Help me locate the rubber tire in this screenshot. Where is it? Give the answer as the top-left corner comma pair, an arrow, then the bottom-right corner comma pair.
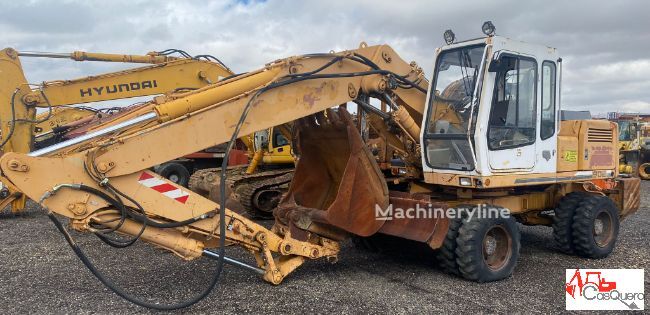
638,163 -> 650,180
455,213 -> 520,283
435,218 -> 463,276
158,162 -> 191,187
552,192 -> 588,254
571,195 -> 620,258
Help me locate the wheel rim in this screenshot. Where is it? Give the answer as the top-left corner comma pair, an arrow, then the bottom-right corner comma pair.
169,174 -> 180,183
639,163 -> 650,178
482,225 -> 512,271
593,210 -> 614,247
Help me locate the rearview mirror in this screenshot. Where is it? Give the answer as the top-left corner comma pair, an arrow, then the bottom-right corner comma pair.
488,55 -> 516,73
488,58 -> 505,72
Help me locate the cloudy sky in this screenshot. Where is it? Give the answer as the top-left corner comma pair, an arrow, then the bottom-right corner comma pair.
1,0 -> 648,114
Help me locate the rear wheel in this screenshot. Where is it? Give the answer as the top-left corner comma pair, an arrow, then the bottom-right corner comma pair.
158,162 -> 191,187
552,192 -> 587,254
571,195 -> 620,258
455,211 -> 520,282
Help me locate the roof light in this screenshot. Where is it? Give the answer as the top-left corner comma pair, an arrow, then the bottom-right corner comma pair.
443,29 -> 455,45
482,21 -> 496,36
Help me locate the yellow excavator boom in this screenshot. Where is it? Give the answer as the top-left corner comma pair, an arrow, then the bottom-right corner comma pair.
0,47 -> 233,211
0,44 -> 429,290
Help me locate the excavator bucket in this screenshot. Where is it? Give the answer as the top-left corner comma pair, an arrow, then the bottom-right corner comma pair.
276,107 -> 389,238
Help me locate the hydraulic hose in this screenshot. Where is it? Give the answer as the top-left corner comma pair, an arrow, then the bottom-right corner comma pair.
48,213 -> 223,310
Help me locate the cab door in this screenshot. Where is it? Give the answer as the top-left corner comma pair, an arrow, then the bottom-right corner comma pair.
487,55 -> 538,171
536,60 -> 559,173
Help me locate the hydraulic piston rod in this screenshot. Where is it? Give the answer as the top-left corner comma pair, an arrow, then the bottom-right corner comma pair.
29,112 -> 158,157
203,250 -> 265,274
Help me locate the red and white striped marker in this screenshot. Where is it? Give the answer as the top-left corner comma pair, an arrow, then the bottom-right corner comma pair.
137,171 -> 190,204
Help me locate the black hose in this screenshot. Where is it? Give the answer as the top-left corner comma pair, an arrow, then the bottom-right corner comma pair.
103,182 -> 208,228
156,49 -> 192,59
354,99 -> 390,120
221,72 -> 246,82
48,213 -> 223,310
1,88 -> 55,149
94,231 -> 141,248
0,89 -> 19,148
298,53 -> 426,93
193,54 -> 232,73
15,89 -> 54,124
48,182 -> 224,309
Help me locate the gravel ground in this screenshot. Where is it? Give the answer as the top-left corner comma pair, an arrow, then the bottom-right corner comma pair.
0,182 -> 648,314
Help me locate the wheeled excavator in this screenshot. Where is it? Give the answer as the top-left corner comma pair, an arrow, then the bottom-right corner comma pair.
0,24 -> 640,309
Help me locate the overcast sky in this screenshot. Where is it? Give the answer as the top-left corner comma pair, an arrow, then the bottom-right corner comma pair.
1,0 -> 649,114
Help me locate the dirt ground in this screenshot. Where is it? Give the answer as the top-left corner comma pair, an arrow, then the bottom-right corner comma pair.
0,182 -> 648,314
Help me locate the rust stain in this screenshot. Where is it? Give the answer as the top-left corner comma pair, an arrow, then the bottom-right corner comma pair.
302,82 -> 329,107
303,92 -> 321,107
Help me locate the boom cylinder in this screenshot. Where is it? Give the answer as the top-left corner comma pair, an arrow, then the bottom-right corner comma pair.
393,105 -> 421,143
70,51 -> 179,64
18,51 -> 179,64
153,68 -> 281,122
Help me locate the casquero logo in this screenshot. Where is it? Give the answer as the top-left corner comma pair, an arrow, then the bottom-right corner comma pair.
565,269 -> 644,310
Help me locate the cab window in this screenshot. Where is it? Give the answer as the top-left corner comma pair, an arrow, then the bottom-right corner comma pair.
272,129 -> 289,147
541,61 -> 556,140
488,56 -> 537,150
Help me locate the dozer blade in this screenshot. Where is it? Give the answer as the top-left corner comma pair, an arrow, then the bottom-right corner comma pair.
276,107 -> 389,238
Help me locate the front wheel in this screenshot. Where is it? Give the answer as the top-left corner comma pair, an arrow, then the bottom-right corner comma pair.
455,211 -> 520,282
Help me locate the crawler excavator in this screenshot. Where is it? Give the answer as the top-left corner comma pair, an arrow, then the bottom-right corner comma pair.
188,123 -> 295,218
0,24 -> 640,309
0,47 -> 297,216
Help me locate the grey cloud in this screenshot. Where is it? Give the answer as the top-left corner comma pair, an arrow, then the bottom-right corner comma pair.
0,0 -> 648,114
0,0 -> 96,34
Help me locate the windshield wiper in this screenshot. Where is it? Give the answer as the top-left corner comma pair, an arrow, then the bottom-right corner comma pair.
458,50 -> 478,100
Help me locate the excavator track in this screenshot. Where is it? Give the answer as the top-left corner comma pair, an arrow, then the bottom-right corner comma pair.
188,166 -> 293,218
238,171 -> 294,218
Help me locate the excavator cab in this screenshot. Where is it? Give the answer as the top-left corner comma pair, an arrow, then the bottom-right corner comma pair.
421,35 -> 600,187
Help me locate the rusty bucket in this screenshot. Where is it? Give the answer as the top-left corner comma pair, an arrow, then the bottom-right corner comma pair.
276,107 -> 388,238
276,107 -> 448,249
